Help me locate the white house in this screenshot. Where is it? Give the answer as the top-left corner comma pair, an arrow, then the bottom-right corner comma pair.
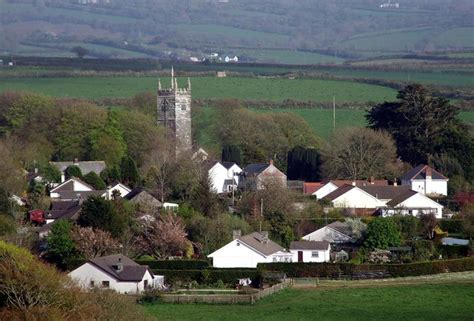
208,161 -> 242,194
401,165 -> 448,196
303,221 -> 363,244
105,182 -> 131,200
68,254 -> 163,294
383,190 -> 444,219
224,56 -> 238,63
208,231 -> 293,268
49,177 -> 106,200
323,184 -> 386,209
290,241 -> 330,263
313,179 -> 388,199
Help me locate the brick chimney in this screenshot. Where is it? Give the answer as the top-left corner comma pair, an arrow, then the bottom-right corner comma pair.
369,176 -> 375,184
269,159 -> 274,166
260,231 -> 269,244
116,257 -> 123,273
425,167 -> 432,179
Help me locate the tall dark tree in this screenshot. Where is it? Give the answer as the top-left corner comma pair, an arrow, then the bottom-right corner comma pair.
120,156 -> 140,187
287,147 -> 322,181
0,187 -> 12,215
65,165 -> 82,179
367,84 -> 474,179
78,196 -> 126,238
190,173 -> 220,218
83,171 -> 106,190
222,145 -> 242,165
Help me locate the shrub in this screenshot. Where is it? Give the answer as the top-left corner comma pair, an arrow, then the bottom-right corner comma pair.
439,219 -> 464,234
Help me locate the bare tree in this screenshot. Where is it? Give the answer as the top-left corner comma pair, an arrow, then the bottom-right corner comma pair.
419,213 -> 438,239
322,127 -> 402,180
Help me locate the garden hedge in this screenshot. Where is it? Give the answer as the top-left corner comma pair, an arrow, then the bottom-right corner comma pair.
439,219 -> 465,234
136,259 -> 210,270
151,268 -> 261,285
258,256 -> 474,278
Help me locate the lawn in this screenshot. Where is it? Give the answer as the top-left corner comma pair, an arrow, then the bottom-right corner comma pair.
144,283 -> 474,321
0,76 -> 397,102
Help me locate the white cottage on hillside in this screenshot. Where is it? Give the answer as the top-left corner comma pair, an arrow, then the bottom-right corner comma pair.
313,180 -> 388,199
105,182 -> 131,200
208,231 -> 293,268
401,165 -> 448,196
383,190 -> 444,218
290,241 -> 330,263
49,177 -> 106,200
323,184 -> 386,210
208,161 -> 242,194
68,254 -> 163,294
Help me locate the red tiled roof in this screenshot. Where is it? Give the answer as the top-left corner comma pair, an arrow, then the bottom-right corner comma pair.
303,182 -> 324,195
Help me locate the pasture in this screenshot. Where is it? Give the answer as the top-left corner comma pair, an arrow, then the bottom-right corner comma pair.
0,76 -> 397,102
144,282 -> 474,321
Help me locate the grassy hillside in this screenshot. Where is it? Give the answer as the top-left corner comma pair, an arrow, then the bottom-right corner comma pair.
144,283 -> 474,321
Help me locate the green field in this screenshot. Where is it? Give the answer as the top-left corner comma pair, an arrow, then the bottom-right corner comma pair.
144,283 -> 474,321
233,49 -> 343,65
0,76 -> 397,102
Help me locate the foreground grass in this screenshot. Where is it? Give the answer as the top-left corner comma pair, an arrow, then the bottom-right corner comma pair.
144,282 -> 474,321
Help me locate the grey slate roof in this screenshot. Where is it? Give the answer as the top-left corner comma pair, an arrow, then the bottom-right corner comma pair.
386,190 -> 418,207
50,177 -> 95,193
327,221 -> 353,236
244,163 -> 269,176
401,165 -> 448,181
89,254 -> 153,282
323,184 -> 355,202
359,185 -> 411,200
56,190 -> 106,201
50,161 -> 106,175
45,200 -> 81,220
238,232 -> 286,256
290,240 -> 330,251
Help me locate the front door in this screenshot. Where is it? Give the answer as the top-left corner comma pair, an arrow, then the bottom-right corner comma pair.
298,251 -> 303,262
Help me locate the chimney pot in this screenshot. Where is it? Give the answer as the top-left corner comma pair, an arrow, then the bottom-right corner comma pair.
352,181 -> 356,186
269,159 -> 273,165
73,158 -> 79,164
426,167 -> 432,179
261,231 -> 269,243
116,257 -> 123,272
369,176 -> 374,184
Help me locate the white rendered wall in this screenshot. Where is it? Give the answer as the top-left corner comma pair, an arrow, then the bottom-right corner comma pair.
290,249 -> 330,263
314,183 -> 338,199
332,188 -> 385,208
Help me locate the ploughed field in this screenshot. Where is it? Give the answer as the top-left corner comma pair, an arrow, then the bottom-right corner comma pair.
143,283 -> 474,321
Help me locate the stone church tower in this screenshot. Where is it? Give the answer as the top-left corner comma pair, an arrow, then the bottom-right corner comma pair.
157,67 -> 192,153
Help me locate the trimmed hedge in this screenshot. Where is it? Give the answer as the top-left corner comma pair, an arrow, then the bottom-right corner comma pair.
136,259 -> 210,270
152,268 -> 261,285
258,257 -> 474,279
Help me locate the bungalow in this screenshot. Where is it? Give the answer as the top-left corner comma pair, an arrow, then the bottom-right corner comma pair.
290,241 -> 330,263
68,254 -> 163,294
323,184 -> 386,214
105,182 -> 131,200
208,231 -> 293,268
208,161 -> 242,194
313,179 -> 388,199
49,177 -> 106,200
382,190 -> 444,219
239,160 -> 287,191
50,159 -> 106,183
401,164 -> 448,196
302,221 -> 365,244
124,187 -> 162,212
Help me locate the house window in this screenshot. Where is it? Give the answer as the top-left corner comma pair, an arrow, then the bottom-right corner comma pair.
144,280 -> 148,288
236,242 -> 240,246
312,251 -> 319,258
90,281 -> 95,287
102,281 -> 110,288
181,105 -> 186,111
273,257 -> 277,262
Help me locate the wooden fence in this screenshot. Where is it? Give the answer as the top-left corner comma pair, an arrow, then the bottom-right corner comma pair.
161,279 -> 292,304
